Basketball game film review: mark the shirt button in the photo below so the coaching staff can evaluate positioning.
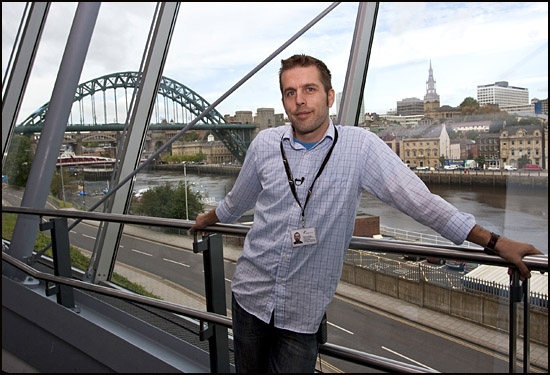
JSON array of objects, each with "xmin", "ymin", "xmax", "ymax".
[{"xmin": 283, "ymin": 256, "xmax": 288, "ymax": 261}]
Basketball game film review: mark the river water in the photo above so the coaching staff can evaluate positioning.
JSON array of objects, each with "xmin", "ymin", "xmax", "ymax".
[{"xmin": 83, "ymin": 169, "xmax": 548, "ymax": 254}]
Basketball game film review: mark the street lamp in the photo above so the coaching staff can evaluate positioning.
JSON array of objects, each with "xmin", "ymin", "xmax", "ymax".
[
  {"xmin": 184, "ymin": 162, "xmax": 189, "ymax": 220},
  {"xmin": 60, "ymin": 162, "xmax": 66, "ymax": 206}
]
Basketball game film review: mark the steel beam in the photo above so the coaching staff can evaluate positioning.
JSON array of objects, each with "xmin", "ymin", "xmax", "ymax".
[
  {"xmin": 89, "ymin": 2, "xmax": 180, "ymax": 282},
  {"xmin": 6, "ymin": 3, "xmax": 100, "ymax": 270},
  {"xmin": 338, "ymin": 2, "xmax": 378, "ymax": 126},
  {"xmin": 2, "ymin": 3, "xmax": 49, "ymax": 169}
]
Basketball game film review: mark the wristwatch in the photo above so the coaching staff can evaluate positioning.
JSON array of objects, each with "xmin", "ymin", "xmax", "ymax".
[{"xmin": 484, "ymin": 232, "xmax": 500, "ymax": 255}]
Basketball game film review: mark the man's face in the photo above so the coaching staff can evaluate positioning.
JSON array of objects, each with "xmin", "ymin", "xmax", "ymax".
[
  {"xmin": 281, "ymin": 66, "xmax": 335, "ymax": 143},
  {"xmin": 294, "ymin": 232, "xmax": 301, "ymax": 242}
]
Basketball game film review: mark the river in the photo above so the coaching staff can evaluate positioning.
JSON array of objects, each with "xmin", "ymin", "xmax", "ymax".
[{"xmin": 82, "ymin": 169, "xmax": 548, "ymax": 254}]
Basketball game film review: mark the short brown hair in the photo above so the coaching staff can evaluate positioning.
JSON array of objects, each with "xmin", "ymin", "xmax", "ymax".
[{"xmin": 279, "ymin": 54, "xmax": 332, "ymax": 96}]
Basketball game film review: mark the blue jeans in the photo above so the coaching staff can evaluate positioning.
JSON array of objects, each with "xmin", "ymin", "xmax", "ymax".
[{"xmin": 232, "ymin": 294, "xmax": 318, "ymax": 373}]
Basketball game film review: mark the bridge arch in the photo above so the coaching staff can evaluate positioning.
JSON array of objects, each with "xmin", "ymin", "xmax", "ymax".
[{"xmin": 16, "ymin": 71, "xmax": 250, "ymax": 162}]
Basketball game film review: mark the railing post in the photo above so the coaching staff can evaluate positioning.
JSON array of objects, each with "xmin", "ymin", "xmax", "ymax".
[
  {"xmin": 39, "ymin": 217, "xmax": 78, "ymax": 311},
  {"xmin": 508, "ymin": 270, "xmax": 522, "ymax": 373},
  {"xmin": 522, "ymin": 278, "xmax": 530, "ymax": 373},
  {"xmin": 193, "ymin": 233, "xmax": 230, "ymax": 373}
]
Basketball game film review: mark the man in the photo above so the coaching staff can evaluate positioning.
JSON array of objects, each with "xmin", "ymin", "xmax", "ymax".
[{"xmin": 190, "ymin": 54, "xmax": 542, "ymax": 373}]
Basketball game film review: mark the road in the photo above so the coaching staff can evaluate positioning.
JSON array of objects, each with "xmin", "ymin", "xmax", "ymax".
[{"xmin": 67, "ymin": 220, "xmax": 514, "ymax": 373}]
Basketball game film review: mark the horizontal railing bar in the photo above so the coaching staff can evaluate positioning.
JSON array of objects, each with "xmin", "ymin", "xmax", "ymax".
[
  {"xmin": 2, "ymin": 251, "xmax": 436, "ymax": 373},
  {"xmin": 3, "ymin": 205, "xmax": 547, "ymax": 271},
  {"xmin": 348, "ymin": 236, "xmax": 548, "ymax": 270},
  {"xmin": 2, "ymin": 251, "xmax": 233, "ymax": 327},
  {"xmin": 319, "ymin": 342, "xmax": 437, "ymax": 373}
]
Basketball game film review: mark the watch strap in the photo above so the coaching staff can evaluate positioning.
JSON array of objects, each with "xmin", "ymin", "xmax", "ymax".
[{"xmin": 484, "ymin": 232, "xmax": 500, "ymax": 255}]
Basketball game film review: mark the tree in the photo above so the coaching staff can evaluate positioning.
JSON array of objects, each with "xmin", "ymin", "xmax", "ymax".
[
  {"xmin": 518, "ymin": 117, "xmax": 542, "ymax": 126},
  {"xmin": 459, "ymin": 97, "xmax": 479, "ymax": 115},
  {"xmin": 464, "ymin": 130, "xmax": 479, "ymax": 140},
  {"xmin": 181, "ymin": 130, "xmax": 201, "ymax": 142},
  {"xmin": 518, "ymin": 155, "xmax": 531, "ymax": 169},
  {"xmin": 475, "ymin": 155, "xmax": 486, "ymax": 168},
  {"xmin": 3, "ymin": 134, "xmax": 33, "ymax": 187},
  {"xmin": 131, "ymin": 182, "xmax": 204, "ymax": 221},
  {"xmin": 50, "ymin": 169, "xmax": 79, "ymax": 200},
  {"xmin": 161, "ymin": 151, "xmax": 207, "ymax": 164}
]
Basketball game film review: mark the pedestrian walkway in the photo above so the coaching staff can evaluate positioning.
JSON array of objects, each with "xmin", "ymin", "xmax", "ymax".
[{"xmin": 101, "ymin": 222, "xmax": 549, "ymax": 371}]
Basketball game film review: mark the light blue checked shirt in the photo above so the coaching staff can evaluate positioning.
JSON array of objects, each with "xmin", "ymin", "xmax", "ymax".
[{"xmin": 216, "ymin": 121, "xmax": 476, "ymax": 333}]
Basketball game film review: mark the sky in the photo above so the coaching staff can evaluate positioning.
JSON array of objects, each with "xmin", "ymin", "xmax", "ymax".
[{"xmin": 2, "ymin": 2, "xmax": 548, "ymax": 124}]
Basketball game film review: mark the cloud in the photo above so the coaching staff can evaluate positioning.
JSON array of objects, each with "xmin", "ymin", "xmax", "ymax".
[{"xmin": 3, "ymin": 2, "xmax": 548, "ymax": 122}]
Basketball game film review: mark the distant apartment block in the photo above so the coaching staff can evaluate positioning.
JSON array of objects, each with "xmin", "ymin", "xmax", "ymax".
[
  {"xmin": 477, "ymin": 81, "xmax": 529, "ymax": 109},
  {"xmin": 379, "ymin": 113, "xmax": 424, "ymax": 128},
  {"xmin": 500, "ymin": 125, "xmax": 545, "ymax": 168},
  {"xmin": 396, "ymin": 97, "xmax": 424, "ymax": 116}
]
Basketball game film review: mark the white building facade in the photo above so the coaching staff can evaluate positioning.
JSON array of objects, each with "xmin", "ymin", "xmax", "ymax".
[{"xmin": 477, "ymin": 81, "xmax": 529, "ymax": 108}]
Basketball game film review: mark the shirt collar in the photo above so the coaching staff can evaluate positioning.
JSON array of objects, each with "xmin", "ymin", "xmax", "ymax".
[{"xmin": 283, "ymin": 119, "xmax": 335, "ymax": 148}]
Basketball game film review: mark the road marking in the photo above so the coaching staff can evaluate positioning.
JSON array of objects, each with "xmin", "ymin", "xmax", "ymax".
[
  {"xmin": 382, "ymin": 346, "xmax": 436, "ymax": 372},
  {"xmin": 328, "ymin": 321, "xmax": 354, "ymax": 335},
  {"xmin": 82, "ymin": 234, "xmax": 96, "ymax": 239},
  {"xmin": 163, "ymin": 258, "xmax": 190, "ymax": 267},
  {"xmin": 131, "ymin": 249, "xmax": 152, "ymax": 256},
  {"xmin": 317, "ymin": 356, "xmax": 344, "ymax": 373},
  {"xmin": 334, "ymin": 294, "xmax": 512, "ymax": 364}
]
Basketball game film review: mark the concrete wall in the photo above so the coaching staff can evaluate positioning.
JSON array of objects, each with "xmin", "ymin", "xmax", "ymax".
[
  {"xmin": 341, "ymin": 263, "xmax": 548, "ymax": 345},
  {"xmin": 415, "ymin": 171, "xmax": 548, "ymax": 189}
]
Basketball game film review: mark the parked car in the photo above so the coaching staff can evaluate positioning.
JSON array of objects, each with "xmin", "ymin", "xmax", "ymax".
[
  {"xmin": 403, "ymin": 254, "xmax": 425, "ymax": 262},
  {"xmin": 522, "ymin": 164, "xmax": 543, "ymax": 171},
  {"xmin": 427, "ymin": 257, "xmax": 446, "ymax": 265},
  {"xmin": 446, "ymin": 260, "xmax": 465, "ymax": 271},
  {"xmin": 504, "ymin": 165, "xmax": 517, "ymax": 171},
  {"xmin": 415, "ymin": 166, "xmax": 429, "ymax": 170},
  {"xmin": 443, "ymin": 165, "xmax": 458, "ymax": 170}
]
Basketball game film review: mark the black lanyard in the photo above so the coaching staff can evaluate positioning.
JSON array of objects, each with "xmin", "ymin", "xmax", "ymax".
[{"xmin": 280, "ymin": 128, "xmax": 338, "ymax": 228}]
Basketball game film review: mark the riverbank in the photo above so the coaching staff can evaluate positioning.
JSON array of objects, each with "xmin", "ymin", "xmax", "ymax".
[
  {"xmin": 415, "ymin": 169, "xmax": 548, "ymax": 189},
  {"xmin": 152, "ymin": 164, "xmax": 548, "ymax": 189},
  {"xmin": 153, "ymin": 163, "xmax": 241, "ymax": 176}
]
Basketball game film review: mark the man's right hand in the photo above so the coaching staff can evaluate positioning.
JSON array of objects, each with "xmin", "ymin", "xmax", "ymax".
[{"xmin": 189, "ymin": 209, "xmax": 219, "ymax": 233}]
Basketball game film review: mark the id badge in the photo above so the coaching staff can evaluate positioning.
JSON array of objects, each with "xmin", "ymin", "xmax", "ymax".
[{"xmin": 290, "ymin": 227, "xmax": 317, "ymax": 247}]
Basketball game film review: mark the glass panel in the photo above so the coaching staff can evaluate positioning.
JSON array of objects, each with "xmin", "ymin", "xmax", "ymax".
[
  {"xmin": 2, "ymin": 2, "xmax": 547, "ymax": 373},
  {"xmin": 2, "ymin": 2, "xmax": 156, "ymax": 273},
  {"xmin": 357, "ymin": 2, "xmax": 548, "ymax": 372},
  {"xmin": 117, "ymin": 2, "xmax": 360, "ymax": 312}
]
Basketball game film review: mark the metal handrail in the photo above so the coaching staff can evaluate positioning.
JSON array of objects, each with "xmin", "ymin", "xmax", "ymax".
[
  {"xmin": 2, "ymin": 250, "xmax": 233, "ymax": 327},
  {"xmin": 3, "ymin": 205, "xmax": 547, "ymax": 271},
  {"xmin": 3, "ymin": 205, "xmax": 548, "ymax": 373},
  {"xmin": 2, "ymin": 221, "xmax": 433, "ymax": 373}
]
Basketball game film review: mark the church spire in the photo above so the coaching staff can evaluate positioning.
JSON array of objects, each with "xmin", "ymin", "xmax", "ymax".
[
  {"xmin": 424, "ymin": 59, "xmax": 440, "ymax": 101},
  {"xmin": 423, "ymin": 60, "xmax": 440, "ymax": 115}
]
